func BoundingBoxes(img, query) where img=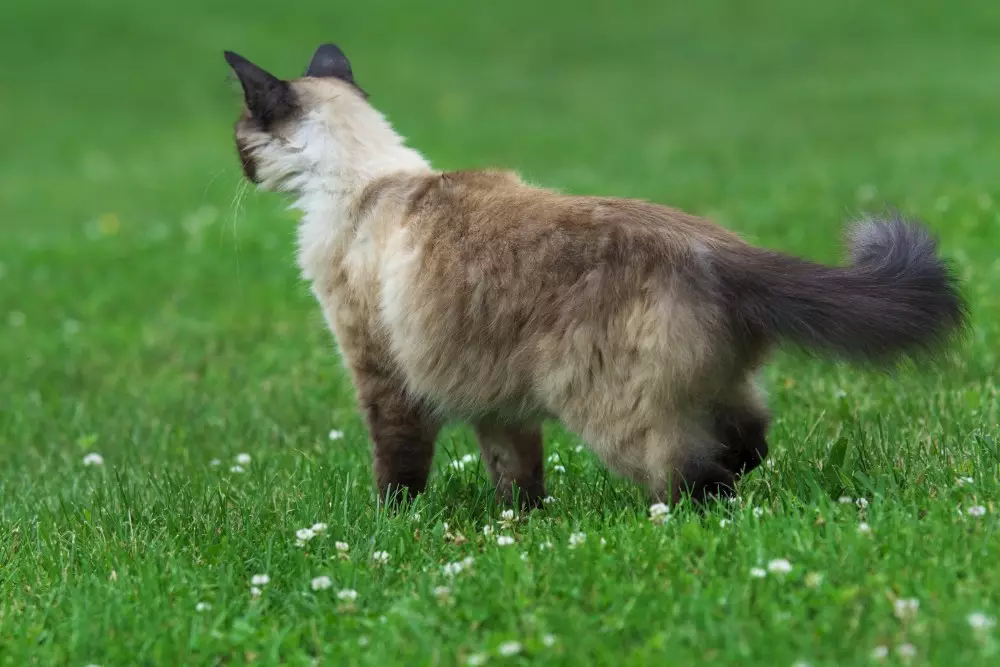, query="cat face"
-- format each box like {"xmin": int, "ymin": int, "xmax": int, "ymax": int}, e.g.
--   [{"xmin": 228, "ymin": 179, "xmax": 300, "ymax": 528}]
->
[{"xmin": 224, "ymin": 44, "xmax": 372, "ymax": 191}]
